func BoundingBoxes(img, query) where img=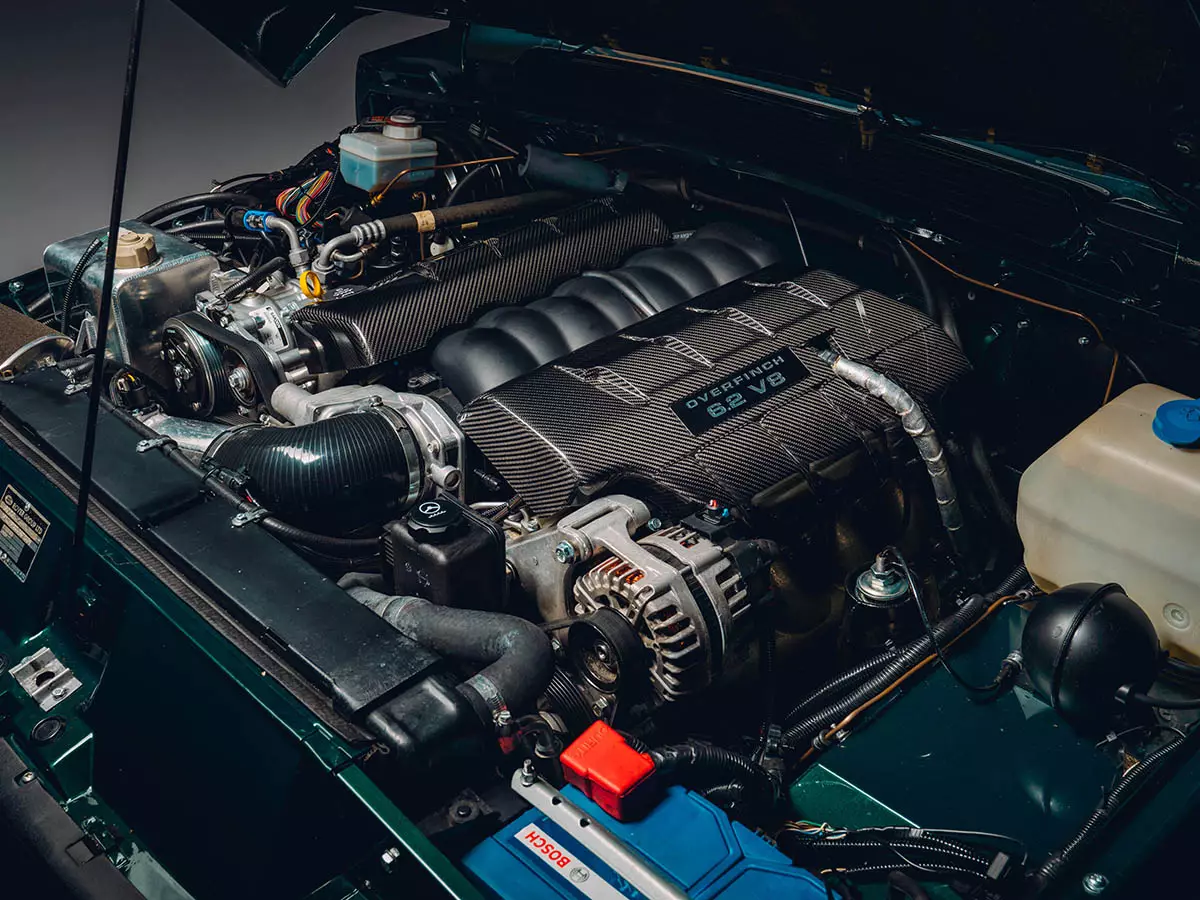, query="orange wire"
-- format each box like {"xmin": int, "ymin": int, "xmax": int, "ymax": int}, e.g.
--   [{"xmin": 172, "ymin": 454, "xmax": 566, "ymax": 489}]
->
[
  {"xmin": 903, "ymin": 239, "xmax": 1121, "ymax": 404},
  {"xmin": 795, "ymin": 594, "xmax": 1016, "ymax": 769},
  {"xmin": 371, "ymin": 155, "xmax": 516, "ymax": 205}
]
